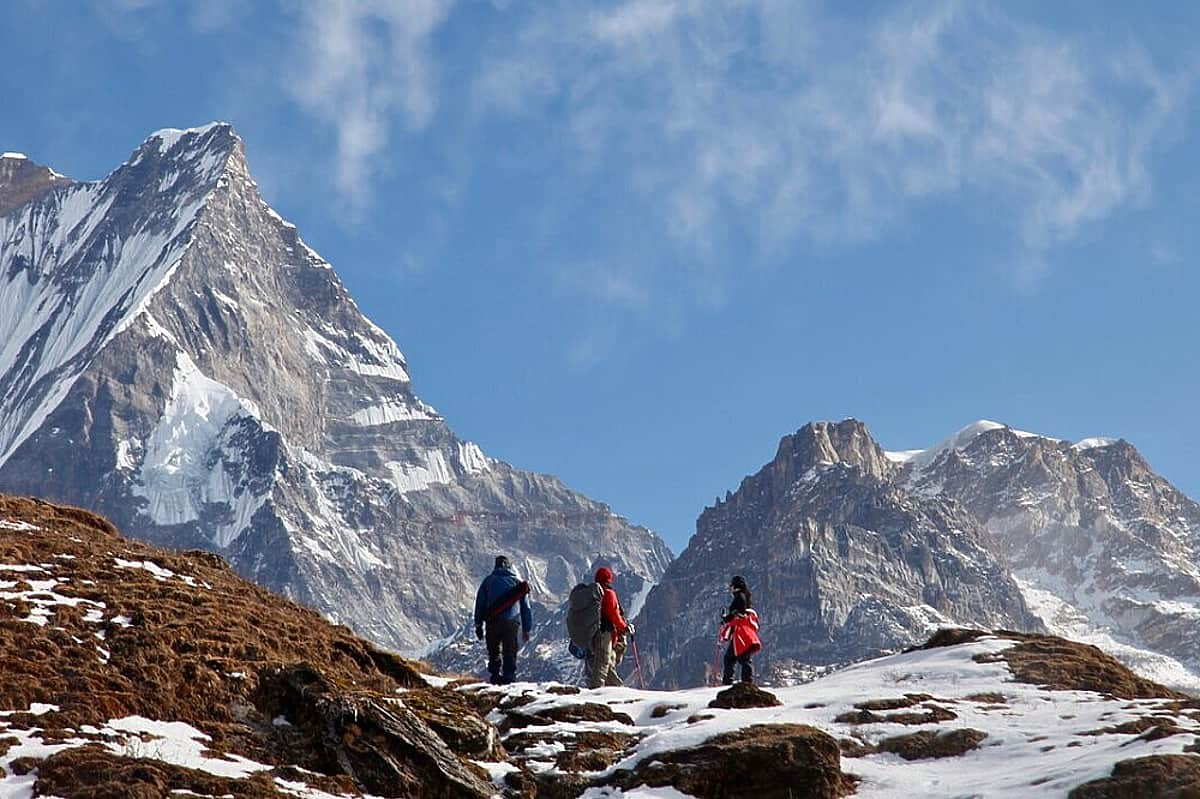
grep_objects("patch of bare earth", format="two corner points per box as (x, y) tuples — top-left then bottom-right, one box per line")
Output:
(875, 728), (988, 760)
(0, 495), (495, 797)
(834, 702), (957, 726)
(1068, 754), (1200, 798)
(919, 628), (1186, 701)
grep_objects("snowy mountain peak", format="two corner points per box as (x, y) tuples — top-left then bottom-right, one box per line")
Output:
(0, 150), (72, 215)
(1073, 436), (1120, 450)
(125, 121), (241, 191)
(899, 419), (1044, 472)
(147, 121), (236, 153)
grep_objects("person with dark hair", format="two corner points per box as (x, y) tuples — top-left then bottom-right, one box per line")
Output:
(473, 555), (532, 685)
(720, 574), (760, 685)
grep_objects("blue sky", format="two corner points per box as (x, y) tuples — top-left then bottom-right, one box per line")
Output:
(3, 2), (1199, 552)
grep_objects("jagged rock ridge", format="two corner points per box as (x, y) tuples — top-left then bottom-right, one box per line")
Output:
(635, 419), (1042, 688)
(0, 124), (672, 666)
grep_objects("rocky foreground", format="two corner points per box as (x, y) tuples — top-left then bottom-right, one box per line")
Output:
(4, 495), (1200, 797)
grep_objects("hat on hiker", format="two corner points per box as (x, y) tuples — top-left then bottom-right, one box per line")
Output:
(595, 566), (614, 585)
(730, 575), (747, 590)
(495, 555), (511, 570)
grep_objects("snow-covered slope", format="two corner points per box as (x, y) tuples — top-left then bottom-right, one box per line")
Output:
(478, 630), (1200, 798)
(0, 124), (671, 666)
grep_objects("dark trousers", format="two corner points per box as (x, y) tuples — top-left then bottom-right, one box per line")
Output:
(486, 619), (520, 684)
(723, 643), (753, 684)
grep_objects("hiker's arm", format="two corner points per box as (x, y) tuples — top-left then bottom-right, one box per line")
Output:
(520, 595), (532, 638)
(602, 589), (627, 635)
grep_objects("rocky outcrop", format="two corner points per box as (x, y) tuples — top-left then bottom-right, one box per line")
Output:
(635, 419), (1040, 687)
(0, 152), (70, 214)
(606, 724), (857, 799)
(255, 665), (494, 797)
(0, 494), (496, 798)
(1069, 755), (1200, 798)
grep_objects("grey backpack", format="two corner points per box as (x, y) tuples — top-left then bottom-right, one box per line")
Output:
(566, 581), (605, 649)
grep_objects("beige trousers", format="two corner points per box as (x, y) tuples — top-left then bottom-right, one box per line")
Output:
(587, 631), (625, 688)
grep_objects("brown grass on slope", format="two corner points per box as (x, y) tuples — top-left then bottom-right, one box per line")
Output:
(0, 494), (496, 797)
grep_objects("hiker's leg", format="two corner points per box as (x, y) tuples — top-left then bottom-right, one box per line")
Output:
(604, 636), (626, 686)
(740, 654), (753, 684)
(485, 623), (503, 684)
(604, 652), (625, 687)
(500, 620), (519, 684)
(588, 633), (613, 689)
(722, 644), (736, 685)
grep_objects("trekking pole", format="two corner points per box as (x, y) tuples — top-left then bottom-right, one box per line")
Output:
(630, 637), (647, 690)
(713, 633), (722, 688)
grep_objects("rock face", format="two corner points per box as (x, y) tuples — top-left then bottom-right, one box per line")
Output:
(899, 422), (1200, 687)
(0, 124), (671, 667)
(635, 419), (1041, 688)
(0, 151), (71, 214)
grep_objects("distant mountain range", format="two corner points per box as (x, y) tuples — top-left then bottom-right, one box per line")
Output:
(636, 418), (1200, 692)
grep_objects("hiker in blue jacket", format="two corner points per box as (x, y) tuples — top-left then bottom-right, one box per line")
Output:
(473, 555), (533, 685)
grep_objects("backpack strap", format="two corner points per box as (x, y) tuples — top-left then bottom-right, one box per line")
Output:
(486, 580), (530, 621)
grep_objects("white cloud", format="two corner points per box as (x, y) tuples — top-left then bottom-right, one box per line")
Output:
(471, 1), (1192, 281)
(286, 0), (454, 209)
(259, 0), (1191, 343)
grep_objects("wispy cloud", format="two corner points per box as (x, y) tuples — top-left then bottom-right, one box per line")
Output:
(285, 0), (454, 210)
(473, 0), (1192, 275)
(250, 1), (1192, 362)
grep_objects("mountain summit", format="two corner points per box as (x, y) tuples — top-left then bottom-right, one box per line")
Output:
(0, 124), (671, 659)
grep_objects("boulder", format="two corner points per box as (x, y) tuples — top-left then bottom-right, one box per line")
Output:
(607, 723), (856, 799)
(708, 683), (782, 710)
(255, 664), (494, 798)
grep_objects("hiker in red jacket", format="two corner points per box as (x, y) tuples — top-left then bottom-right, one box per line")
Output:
(720, 575), (760, 684)
(588, 566), (633, 688)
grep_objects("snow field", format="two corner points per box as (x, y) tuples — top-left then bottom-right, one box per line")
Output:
(475, 636), (1200, 798)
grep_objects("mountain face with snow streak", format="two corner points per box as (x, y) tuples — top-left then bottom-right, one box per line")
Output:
(0, 124), (671, 661)
(634, 419), (1042, 689)
(637, 415), (1200, 691)
(897, 421), (1200, 689)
